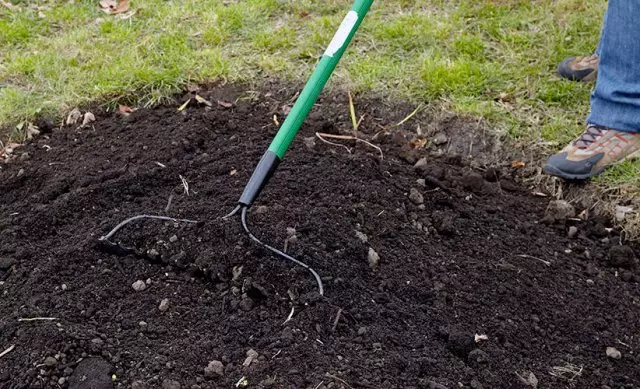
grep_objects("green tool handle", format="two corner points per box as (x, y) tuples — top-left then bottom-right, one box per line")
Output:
(238, 0), (374, 207)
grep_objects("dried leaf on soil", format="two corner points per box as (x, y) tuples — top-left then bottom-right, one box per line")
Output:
(119, 105), (133, 115)
(82, 112), (96, 126)
(66, 108), (82, 125)
(409, 138), (428, 149)
(511, 160), (526, 168)
(26, 123), (40, 140)
(100, 0), (129, 14)
(111, 0), (129, 14)
(99, 0), (116, 12)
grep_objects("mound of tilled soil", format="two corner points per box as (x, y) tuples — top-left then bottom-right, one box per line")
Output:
(1, 84), (639, 389)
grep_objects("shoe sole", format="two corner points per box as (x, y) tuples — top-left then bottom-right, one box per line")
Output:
(544, 149), (640, 181)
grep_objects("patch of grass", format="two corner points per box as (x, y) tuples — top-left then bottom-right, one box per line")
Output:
(0, 0), (638, 231)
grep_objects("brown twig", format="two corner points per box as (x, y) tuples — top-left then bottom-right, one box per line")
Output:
(517, 254), (551, 267)
(0, 345), (15, 358)
(282, 307), (295, 325)
(179, 175), (190, 196)
(315, 132), (352, 154)
(316, 132), (384, 160)
(331, 308), (343, 332)
(164, 194), (174, 213)
(393, 104), (423, 127)
(18, 317), (57, 322)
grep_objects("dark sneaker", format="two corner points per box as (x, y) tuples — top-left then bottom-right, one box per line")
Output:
(557, 55), (599, 82)
(544, 124), (640, 180)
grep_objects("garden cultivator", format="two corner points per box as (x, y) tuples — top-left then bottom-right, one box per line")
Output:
(99, 0), (375, 296)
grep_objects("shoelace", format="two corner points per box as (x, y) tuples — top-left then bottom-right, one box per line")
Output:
(574, 125), (607, 149)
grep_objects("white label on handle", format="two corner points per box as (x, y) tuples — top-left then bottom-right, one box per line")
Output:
(324, 11), (359, 58)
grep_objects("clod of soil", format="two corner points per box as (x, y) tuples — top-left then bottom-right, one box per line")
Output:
(204, 360), (224, 379)
(68, 358), (112, 389)
(446, 331), (477, 359)
(608, 245), (638, 269)
(0, 84), (639, 388)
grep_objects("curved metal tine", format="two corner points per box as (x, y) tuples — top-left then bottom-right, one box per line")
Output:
(240, 206), (324, 296)
(222, 205), (242, 220)
(98, 215), (199, 257)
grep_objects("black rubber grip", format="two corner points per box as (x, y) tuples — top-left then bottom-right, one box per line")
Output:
(238, 151), (281, 207)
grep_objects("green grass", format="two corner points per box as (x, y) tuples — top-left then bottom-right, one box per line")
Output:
(1, 0), (638, 229)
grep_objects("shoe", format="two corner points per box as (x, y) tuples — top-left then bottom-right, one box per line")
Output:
(557, 55), (599, 82)
(544, 124), (640, 180)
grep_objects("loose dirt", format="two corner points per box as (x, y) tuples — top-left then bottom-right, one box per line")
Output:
(1, 84), (638, 389)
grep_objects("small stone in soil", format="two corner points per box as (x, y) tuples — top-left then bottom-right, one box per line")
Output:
(239, 297), (254, 311)
(368, 248), (380, 270)
(608, 245), (637, 269)
(355, 230), (368, 243)
(417, 178), (426, 187)
(432, 133), (449, 146)
(132, 280), (147, 291)
(542, 200), (575, 224)
(254, 205), (268, 215)
(169, 235), (178, 243)
(243, 349), (259, 366)
(159, 298), (170, 312)
(204, 360), (224, 379)
(61, 284), (68, 291)
(568, 226), (578, 239)
(303, 136), (316, 150)
(91, 338), (103, 346)
(606, 347), (621, 360)
(148, 248), (160, 260)
(409, 188), (424, 205)
(44, 357), (58, 367)
(63, 367), (74, 377)
(414, 157), (428, 171)
(162, 379), (181, 389)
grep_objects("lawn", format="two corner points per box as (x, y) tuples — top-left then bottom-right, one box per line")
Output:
(1, 0), (637, 231)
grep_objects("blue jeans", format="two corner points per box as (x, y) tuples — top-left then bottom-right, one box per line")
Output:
(587, 1), (640, 133)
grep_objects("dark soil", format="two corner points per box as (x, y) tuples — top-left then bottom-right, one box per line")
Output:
(1, 84), (639, 389)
